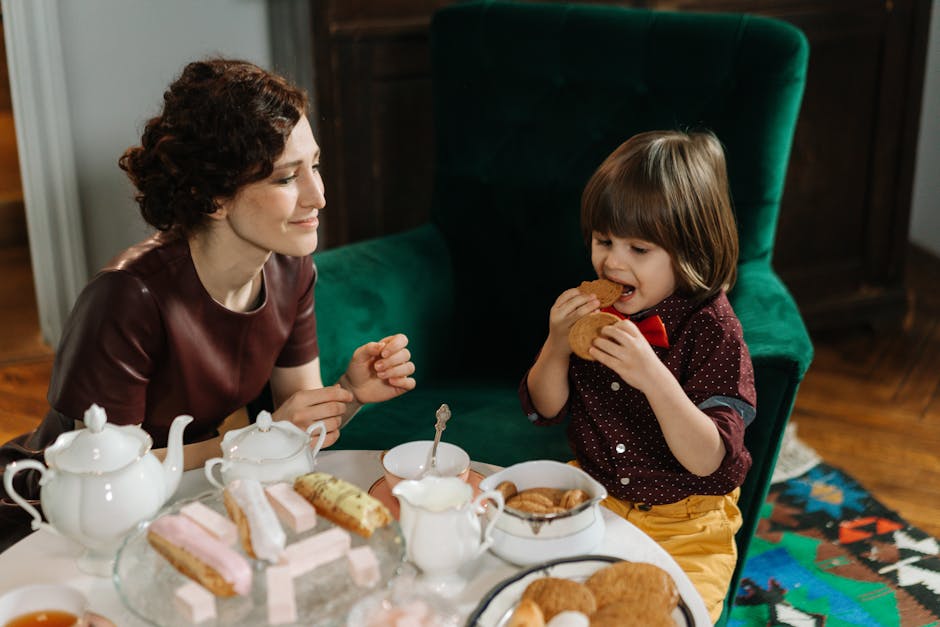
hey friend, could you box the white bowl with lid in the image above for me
[478,460,608,565]
[204,410,326,488]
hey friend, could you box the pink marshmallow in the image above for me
[347,545,380,587]
[284,527,351,577]
[179,500,238,546]
[173,581,216,623]
[266,563,297,625]
[264,482,317,533]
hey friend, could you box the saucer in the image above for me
[368,470,485,519]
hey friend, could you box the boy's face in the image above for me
[591,232,676,315]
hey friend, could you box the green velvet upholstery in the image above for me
[314,1,812,620]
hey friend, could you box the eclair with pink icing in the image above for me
[148,514,252,597]
[224,478,286,563]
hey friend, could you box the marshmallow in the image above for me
[173,581,216,623]
[180,501,238,546]
[283,527,351,577]
[266,563,297,625]
[347,545,380,587]
[265,482,317,533]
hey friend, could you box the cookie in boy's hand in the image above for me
[568,312,620,360]
[578,279,622,307]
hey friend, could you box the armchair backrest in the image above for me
[430,0,808,379]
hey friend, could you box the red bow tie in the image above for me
[601,306,670,348]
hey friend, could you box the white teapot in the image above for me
[3,404,192,576]
[392,475,505,596]
[204,410,326,488]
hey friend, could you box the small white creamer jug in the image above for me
[392,475,504,596]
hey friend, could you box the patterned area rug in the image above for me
[729,437,940,626]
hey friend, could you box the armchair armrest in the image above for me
[731,261,813,379]
[312,224,455,384]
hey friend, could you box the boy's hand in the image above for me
[546,288,600,354]
[590,319,670,392]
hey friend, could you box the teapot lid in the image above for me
[223,411,308,461]
[46,404,149,473]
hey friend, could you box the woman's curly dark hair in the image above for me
[119,58,308,234]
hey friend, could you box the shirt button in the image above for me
[619,477,630,485]
[615,443,626,453]
[611,382,621,391]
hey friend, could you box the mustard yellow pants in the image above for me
[601,488,742,623]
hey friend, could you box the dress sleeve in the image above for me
[276,256,319,367]
[46,270,164,426]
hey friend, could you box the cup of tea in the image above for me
[0,584,87,627]
[382,440,471,489]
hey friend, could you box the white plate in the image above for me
[465,555,693,627]
[113,489,404,626]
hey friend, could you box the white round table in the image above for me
[0,450,709,625]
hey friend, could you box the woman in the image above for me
[1,58,416,507]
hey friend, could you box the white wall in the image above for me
[57,0,271,274]
[910,0,940,257]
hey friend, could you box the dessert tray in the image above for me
[465,555,694,627]
[113,489,405,626]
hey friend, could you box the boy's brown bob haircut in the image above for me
[580,130,739,304]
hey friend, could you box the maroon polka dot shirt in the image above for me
[520,291,756,505]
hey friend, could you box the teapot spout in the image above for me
[161,414,193,500]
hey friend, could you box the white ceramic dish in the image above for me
[465,555,693,627]
[382,440,470,488]
[478,460,607,565]
[114,489,405,626]
[0,584,88,624]
[204,410,327,488]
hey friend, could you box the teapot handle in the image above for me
[2,460,59,535]
[471,489,505,556]
[203,458,228,490]
[305,422,327,462]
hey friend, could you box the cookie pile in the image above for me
[507,561,679,627]
[568,279,622,361]
[495,481,590,515]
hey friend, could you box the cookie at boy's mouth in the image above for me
[578,279,622,307]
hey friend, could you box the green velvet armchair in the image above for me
[314,1,812,619]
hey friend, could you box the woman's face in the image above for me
[216,116,325,258]
[591,231,676,315]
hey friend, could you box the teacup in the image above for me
[0,584,87,626]
[382,440,470,489]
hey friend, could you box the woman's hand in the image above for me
[545,288,599,355]
[343,333,417,404]
[272,384,353,447]
[590,319,671,393]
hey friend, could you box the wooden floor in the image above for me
[0,244,938,539]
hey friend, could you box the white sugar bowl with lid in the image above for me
[3,404,192,576]
[204,410,327,488]
[478,460,608,566]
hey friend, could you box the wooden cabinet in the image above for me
[309,0,932,331]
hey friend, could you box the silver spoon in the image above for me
[421,403,451,477]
